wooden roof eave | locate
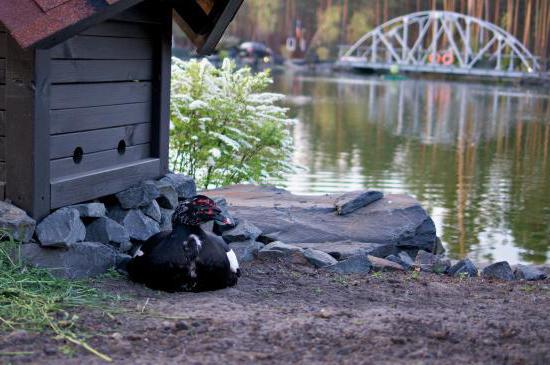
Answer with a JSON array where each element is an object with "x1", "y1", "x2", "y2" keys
[{"x1": 172, "y1": 0, "x2": 243, "y2": 55}]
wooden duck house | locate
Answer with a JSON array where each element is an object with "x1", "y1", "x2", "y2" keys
[{"x1": 0, "y1": 0, "x2": 243, "y2": 219}]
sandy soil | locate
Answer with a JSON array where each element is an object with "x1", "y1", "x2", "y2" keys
[{"x1": 2, "y1": 260, "x2": 550, "y2": 365}]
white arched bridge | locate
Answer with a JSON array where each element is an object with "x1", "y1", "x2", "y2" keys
[{"x1": 338, "y1": 11, "x2": 543, "y2": 79}]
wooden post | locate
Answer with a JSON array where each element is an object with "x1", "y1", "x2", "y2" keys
[
  {"x1": 5, "y1": 37, "x2": 51, "y2": 220},
  {"x1": 152, "y1": 5, "x2": 172, "y2": 175}
]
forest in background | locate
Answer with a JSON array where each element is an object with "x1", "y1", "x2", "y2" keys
[{"x1": 224, "y1": 0, "x2": 550, "y2": 63}]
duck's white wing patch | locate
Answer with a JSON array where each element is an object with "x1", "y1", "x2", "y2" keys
[
  {"x1": 187, "y1": 234, "x2": 202, "y2": 250},
  {"x1": 226, "y1": 249, "x2": 239, "y2": 273}
]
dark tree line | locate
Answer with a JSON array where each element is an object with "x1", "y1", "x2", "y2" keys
[{"x1": 226, "y1": 0, "x2": 550, "y2": 62}]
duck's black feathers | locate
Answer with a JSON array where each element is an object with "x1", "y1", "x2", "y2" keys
[
  {"x1": 193, "y1": 231, "x2": 238, "y2": 291},
  {"x1": 127, "y1": 226, "x2": 201, "y2": 292},
  {"x1": 126, "y1": 195, "x2": 240, "y2": 292}
]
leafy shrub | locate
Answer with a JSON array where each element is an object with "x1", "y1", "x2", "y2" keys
[{"x1": 170, "y1": 58, "x2": 295, "y2": 189}]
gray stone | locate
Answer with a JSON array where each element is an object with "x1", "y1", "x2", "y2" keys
[
  {"x1": 160, "y1": 174, "x2": 196, "y2": 199},
  {"x1": 259, "y1": 241, "x2": 303, "y2": 255},
  {"x1": 153, "y1": 180, "x2": 178, "y2": 209},
  {"x1": 515, "y1": 265, "x2": 548, "y2": 281},
  {"x1": 335, "y1": 190, "x2": 383, "y2": 215},
  {"x1": 385, "y1": 255, "x2": 401, "y2": 265},
  {"x1": 116, "y1": 180, "x2": 160, "y2": 209},
  {"x1": 230, "y1": 240, "x2": 264, "y2": 262},
  {"x1": 414, "y1": 250, "x2": 438, "y2": 272},
  {"x1": 108, "y1": 208, "x2": 160, "y2": 242},
  {"x1": 324, "y1": 255, "x2": 372, "y2": 274},
  {"x1": 398, "y1": 251, "x2": 414, "y2": 267},
  {"x1": 386, "y1": 251, "x2": 414, "y2": 270},
  {"x1": 368, "y1": 255, "x2": 405, "y2": 271},
  {"x1": 213, "y1": 197, "x2": 228, "y2": 208},
  {"x1": 19, "y1": 242, "x2": 124, "y2": 279},
  {"x1": 36, "y1": 208, "x2": 85, "y2": 246},
  {"x1": 413, "y1": 250, "x2": 450, "y2": 273},
  {"x1": 141, "y1": 200, "x2": 162, "y2": 223},
  {"x1": 481, "y1": 261, "x2": 515, "y2": 281},
  {"x1": 116, "y1": 241, "x2": 133, "y2": 253},
  {"x1": 433, "y1": 237, "x2": 446, "y2": 255},
  {"x1": 0, "y1": 201, "x2": 36, "y2": 242},
  {"x1": 222, "y1": 220, "x2": 262, "y2": 243},
  {"x1": 85, "y1": 217, "x2": 130, "y2": 250},
  {"x1": 432, "y1": 258, "x2": 451, "y2": 274},
  {"x1": 290, "y1": 241, "x2": 397, "y2": 260},
  {"x1": 115, "y1": 254, "x2": 132, "y2": 274},
  {"x1": 159, "y1": 208, "x2": 174, "y2": 232},
  {"x1": 205, "y1": 185, "x2": 436, "y2": 252},
  {"x1": 535, "y1": 265, "x2": 550, "y2": 277},
  {"x1": 107, "y1": 205, "x2": 127, "y2": 222},
  {"x1": 257, "y1": 241, "x2": 305, "y2": 261},
  {"x1": 448, "y1": 258, "x2": 478, "y2": 278},
  {"x1": 303, "y1": 248, "x2": 338, "y2": 268},
  {"x1": 69, "y1": 203, "x2": 106, "y2": 218}
]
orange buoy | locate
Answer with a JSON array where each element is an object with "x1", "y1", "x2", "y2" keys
[{"x1": 441, "y1": 51, "x2": 454, "y2": 65}]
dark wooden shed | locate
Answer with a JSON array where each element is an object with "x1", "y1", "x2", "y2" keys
[{"x1": 0, "y1": 0, "x2": 243, "y2": 219}]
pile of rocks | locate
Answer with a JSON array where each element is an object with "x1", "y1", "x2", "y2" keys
[
  {"x1": 9, "y1": 173, "x2": 196, "y2": 279},
  {"x1": 403, "y1": 251, "x2": 547, "y2": 281},
  {"x1": 1, "y1": 177, "x2": 548, "y2": 282},
  {"x1": 229, "y1": 239, "x2": 548, "y2": 281}
]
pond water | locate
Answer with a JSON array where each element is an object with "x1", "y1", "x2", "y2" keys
[{"x1": 271, "y1": 73, "x2": 550, "y2": 265}]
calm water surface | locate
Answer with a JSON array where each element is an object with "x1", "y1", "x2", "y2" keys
[{"x1": 271, "y1": 73, "x2": 550, "y2": 265}]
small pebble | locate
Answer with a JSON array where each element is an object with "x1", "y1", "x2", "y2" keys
[
  {"x1": 43, "y1": 347, "x2": 57, "y2": 356},
  {"x1": 175, "y1": 320, "x2": 190, "y2": 331},
  {"x1": 162, "y1": 320, "x2": 174, "y2": 330}
]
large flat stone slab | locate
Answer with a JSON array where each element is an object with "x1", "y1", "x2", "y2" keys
[
  {"x1": 206, "y1": 185, "x2": 437, "y2": 252},
  {"x1": 291, "y1": 241, "x2": 397, "y2": 260}
]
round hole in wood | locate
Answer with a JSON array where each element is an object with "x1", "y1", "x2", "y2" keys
[
  {"x1": 117, "y1": 140, "x2": 127, "y2": 155},
  {"x1": 73, "y1": 147, "x2": 83, "y2": 164}
]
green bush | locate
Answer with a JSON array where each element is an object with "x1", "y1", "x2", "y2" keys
[{"x1": 170, "y1": 58, "x2": 295, "y2": 189}]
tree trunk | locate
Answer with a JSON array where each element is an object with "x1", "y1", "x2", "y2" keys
[
  {"x1": 493, "y1": 0, "x2": 500, "y2": 27},
  {"x1": 506, "y1": 0, "x2": 513, "y2": 33},
  {"x1": 523, "y1": 0, "x2": 533, "y2": 47},
  {"x1": 513, "y1": 0, "x2": 520, "y2": 37},
  {"x1": 375, "y1": 0, "x2": 381, "y2": 25},
  {"x1": 341, "y1": 0, "x2": 348, "y2": 44}
]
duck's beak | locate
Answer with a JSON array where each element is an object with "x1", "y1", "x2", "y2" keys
[{"x1": 213, "y1": 213, "x2": 232, "y2": 226}]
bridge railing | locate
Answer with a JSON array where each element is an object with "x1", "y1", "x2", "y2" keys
[{"x1": 338, "y1": 45, "x2": 549, "y2": 74}]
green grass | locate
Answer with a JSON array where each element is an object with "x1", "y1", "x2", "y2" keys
[
  {"x1": 409, "y1": 270, "x2": 420, "y2": 280},
  {"x1": 0, "y1": 231, "x2": 120, "y2": 362}
]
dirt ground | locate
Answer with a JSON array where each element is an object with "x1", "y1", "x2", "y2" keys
[{"x1": 2, "y1": 260, "x2": 550, "y2": 365}]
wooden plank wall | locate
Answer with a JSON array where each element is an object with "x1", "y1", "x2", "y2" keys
[
  {"x1": 49, "y1": 8, "x2": 161, "y2": 181},
  {"x1": 0, "y1": 25, "x2": 6, "y2": 199}
]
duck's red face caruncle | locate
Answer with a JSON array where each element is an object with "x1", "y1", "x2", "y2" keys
[{"x1": 173, "y1": 195, "x2": 232, "y2": 226}]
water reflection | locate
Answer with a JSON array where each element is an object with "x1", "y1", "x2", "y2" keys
[{"x1": 272, "y1": 74, "x2": 550, "y2": 264}]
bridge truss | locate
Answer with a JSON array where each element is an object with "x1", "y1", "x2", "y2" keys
[{"x1": 338, "y1": 11, "x2": 542, "y2": 78}]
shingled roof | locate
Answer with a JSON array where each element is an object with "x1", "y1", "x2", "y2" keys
[
  {"x1": 0, "y1": 0, "x2": 139, "y2": 48},
  {"x1": 0, "y1": 0, "x2": 242, "y2": 52}
]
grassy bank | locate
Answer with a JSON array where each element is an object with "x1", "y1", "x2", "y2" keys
[{"x1": 0, "y1": 233, "x2": 120, "y2": 362}]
